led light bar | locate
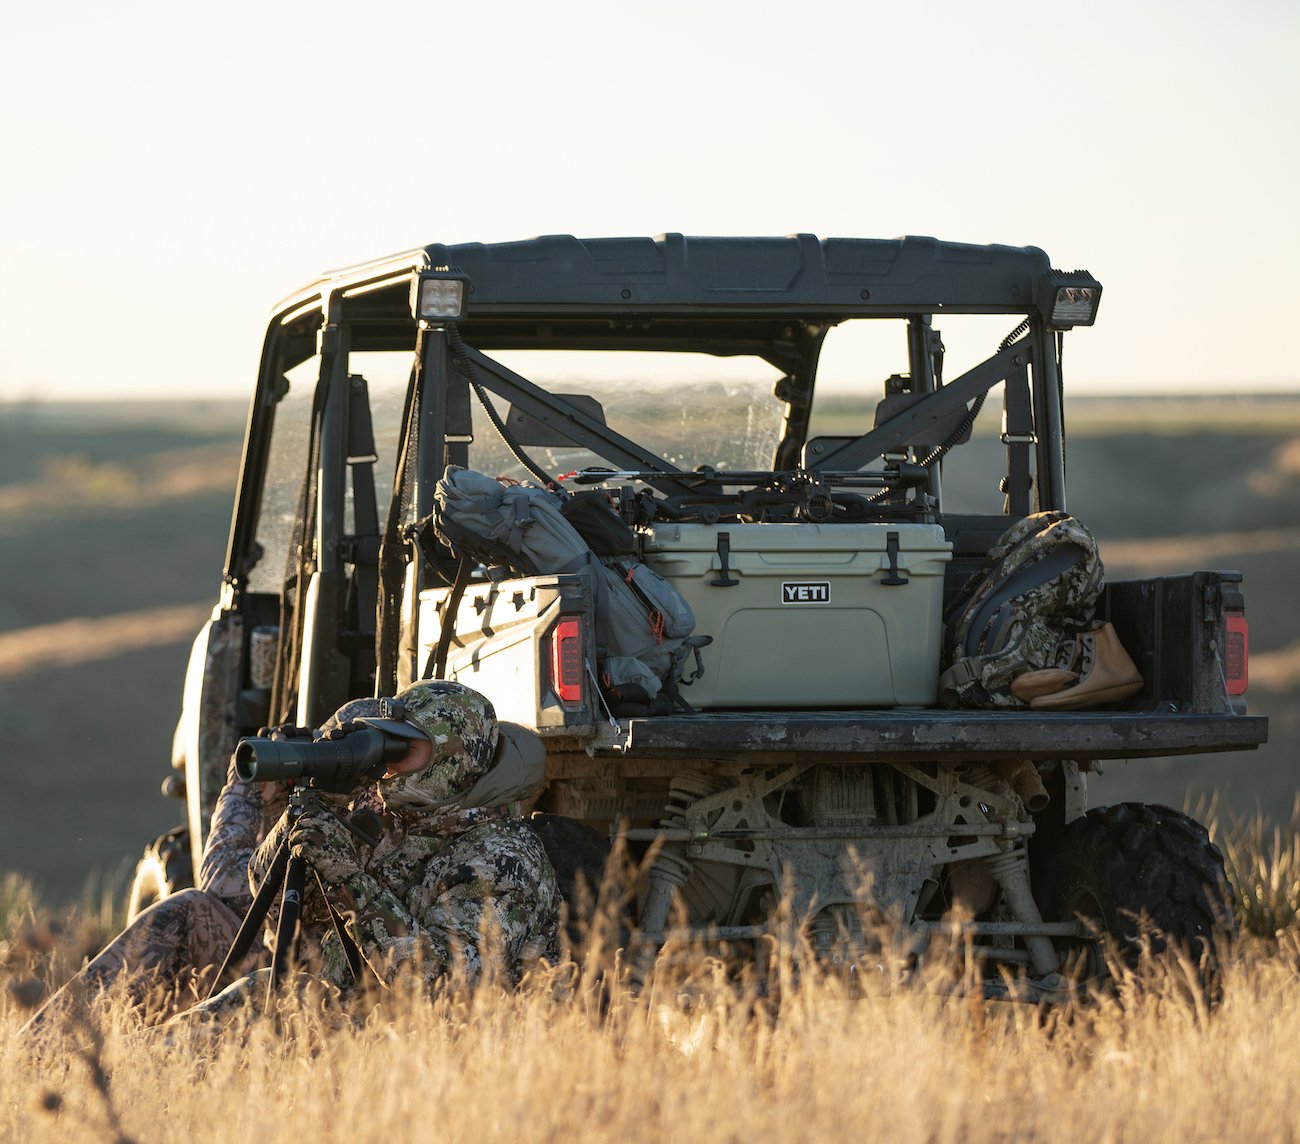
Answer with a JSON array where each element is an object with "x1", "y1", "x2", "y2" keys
[{"x1": 1050, "y1": 286, "x2": 1099, "y2": 325}]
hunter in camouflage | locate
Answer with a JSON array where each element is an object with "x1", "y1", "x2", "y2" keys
[
  {"x1": 182, "y1": 680, "x2": 560, "y2": 1020},
  {"x1": 255, "y1": 680, "x2": 560, "y2": 992},
  {"x1": 23, "y1": 680, "x2": 560, "y2": 1038}
]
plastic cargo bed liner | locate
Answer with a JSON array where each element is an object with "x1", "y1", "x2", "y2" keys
[{"x1": 602, "y1": 710, "x2": 1268, "y2": 760}]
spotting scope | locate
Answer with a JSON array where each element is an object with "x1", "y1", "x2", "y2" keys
[{"x1": 234, "y1": 727, "x2": 411, "y2": 793}]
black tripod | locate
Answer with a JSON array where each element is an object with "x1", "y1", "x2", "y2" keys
[{"x1": 207, "y1": 790, "x2": 364, "y2": 1008}]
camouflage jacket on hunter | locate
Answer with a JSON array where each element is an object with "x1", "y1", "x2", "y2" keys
[
  {"x1": 252, "y1": 801, "x2": 561, "y2": 990},
  {"x1": 249, "y1": 681, "x2": 562, "y2": 991}
]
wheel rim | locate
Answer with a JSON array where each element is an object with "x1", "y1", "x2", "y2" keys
[{"x1": 1057, "y1": 887, "x2": 1109, "y2": 982}]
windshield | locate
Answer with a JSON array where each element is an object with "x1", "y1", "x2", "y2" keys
[
  {"x1": 807, "y1": 314, "x2": 1032, "y2": 515},
  {"x1": 473, "y1": 350, "x2": 785, "y2": 480},
  {"x1": 457, "y1": 317, "x2": 1036, "y2": 518}
]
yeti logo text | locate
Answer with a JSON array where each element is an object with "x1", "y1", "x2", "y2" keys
[{"x1": 782, "y1": 581, "x2": 831, "y2": 604}]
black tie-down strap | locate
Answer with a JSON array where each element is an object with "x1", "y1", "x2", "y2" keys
[
  {"x1": 1001, "y1": 364, "x2": 1034, "y2": 516},
  {"x1": 426, "y1": 554, "x2": 474, "y2": 681},
  {"x1": 344, "y1": 375, "x2": 382, "y2": 642}
]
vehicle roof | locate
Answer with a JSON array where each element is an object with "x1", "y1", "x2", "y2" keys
[{"x1": 271, "y1": 233, "x2": 1061, "y2": 324}]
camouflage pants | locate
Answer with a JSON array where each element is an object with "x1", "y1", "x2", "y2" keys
[{"x1": 21, "y1": 888, "x2": 262, "y2": 1036}]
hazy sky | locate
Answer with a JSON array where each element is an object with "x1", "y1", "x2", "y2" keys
[{"x1": 2, "y1": 0, "x2": 1296, "y2": 402}]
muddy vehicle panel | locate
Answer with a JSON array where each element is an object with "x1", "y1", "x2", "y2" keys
[{"x1": 144, "y1": 234, "x2": 1263, "y2": 997}]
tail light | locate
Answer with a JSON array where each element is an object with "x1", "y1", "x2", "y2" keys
[
  {"x1": 547, "y1": 617, "x2": 585, "y2": 705},
  {"x1": 1223, "y1": 613, "x2": 1248, "y2": 696}
]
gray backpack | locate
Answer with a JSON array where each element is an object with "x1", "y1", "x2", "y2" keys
[
  {"x1": 432, "y1": 468, "x2": 704, "y2": 712},
  {"x1": 937, "y1": 512, "x2": 1104, "y2": 709}
]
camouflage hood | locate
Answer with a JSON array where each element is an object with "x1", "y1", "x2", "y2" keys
[
  {"x1": 323, "y1": 682, "x2": 499, "y2": 812},
  {"x1": 325, "y1": 682, "x2": 547, "y2": 821},
  {"x1": 373, "y1": 681, "x2": 500, "y2": 811}
]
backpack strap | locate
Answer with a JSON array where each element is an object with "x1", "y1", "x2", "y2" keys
[
  {"x1": 936, "y1": 657, "x2": 980, "y2": 697},
  {"x1": 507, "y1": 494, "x2": 534, "y2": 553},
  {"x1": 960, "y1": 542, "x2": 1085, "y2": 658},
  {"x1": 585, "y1": 559, "x2": 613, "y2": 665},
  {"x1": 653, "y1": 675, "x2": 696, "y2": 715}
]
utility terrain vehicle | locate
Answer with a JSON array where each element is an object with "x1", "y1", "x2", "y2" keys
[{"x1": 136, "y1": 234, "x2": 1266, "y2": 999}]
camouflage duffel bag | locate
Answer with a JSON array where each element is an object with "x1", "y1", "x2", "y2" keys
[{"x1": 937, "y1": 511, "x2": 1103, "y2": 709}]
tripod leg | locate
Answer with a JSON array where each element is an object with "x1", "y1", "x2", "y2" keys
[
  {"x1": 207, "y1": 838, "x2": 289, "y2": 1001},
  {"x1": 316, "y1": 869, "x2": 364, "y2": 984},
  {"x1": 267, "y1": 854, "x2": 309, "y2": 1005}
]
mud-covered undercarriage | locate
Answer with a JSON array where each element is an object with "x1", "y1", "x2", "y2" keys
[{"x1": 540, "y1": 758, "x2": 1106, "y2": 999}]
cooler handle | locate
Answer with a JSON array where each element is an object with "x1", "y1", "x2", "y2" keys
[{"x1": 710, "y1": 531, "x2": 739, "y2": 588}]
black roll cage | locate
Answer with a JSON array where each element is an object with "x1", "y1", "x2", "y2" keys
[{"x1": 219, "y1": 235, "x2": 1082, "y2": 719}]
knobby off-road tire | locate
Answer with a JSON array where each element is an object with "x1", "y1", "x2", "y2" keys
[
  {"x1": 126, "y1": 825, "x2": 194, "y2": 923},
  {"x1": 530, "y1": 814, "x2": 620, "y2": 950},
  {"x1": 1034, "y1": 803, "x2": 1235, "y2": 995}
]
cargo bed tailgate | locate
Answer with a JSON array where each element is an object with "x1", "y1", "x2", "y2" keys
[{"x1": 598, "y1": 709, "x2": 1267, "y2": 761}]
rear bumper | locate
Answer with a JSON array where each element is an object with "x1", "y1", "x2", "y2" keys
[{"x1": 600, "y1": 709, "x2": 1268, "y2": 761}]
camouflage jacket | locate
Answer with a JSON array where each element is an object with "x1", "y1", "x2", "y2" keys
[
  {"x1": 251, "y1": 798, "x2": 561, "y2": 992},
  {"x1": 198, "y1": 759, "x2": 288, "y2": 912}
]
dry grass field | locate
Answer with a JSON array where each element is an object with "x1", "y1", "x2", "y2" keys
[
  {"x1": 10, "y1": 964, "x2": 1300, "y2": 1143},
  {"x1": 3, "y1": 798, "x2": 1300, "y2": 1144}
]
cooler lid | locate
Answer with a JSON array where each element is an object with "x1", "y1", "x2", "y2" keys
[{"x1": 641, "y1": 521, "x2": 952, "y2": 554}]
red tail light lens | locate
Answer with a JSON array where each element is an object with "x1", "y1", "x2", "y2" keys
[
  {"x1": 1224, "y1": 613, "x2": 1248, "y2": 696},
  {"x1": 548, "y1": 617, "x2": 584, "y2": 705}
]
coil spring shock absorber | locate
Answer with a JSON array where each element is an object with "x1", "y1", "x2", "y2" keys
[
  {"x1": 956, "y1": 763, "x2": 1058, "y2": 975},
  {"x1": 639, "y1": 772, "x2": 725, "y2": 937},
  {"x1": 986, "y1": 848, "x2": 1059, "y2": 977},
  {"x1": 959, "y1": 763, "x2": 998, "y2": 796}
]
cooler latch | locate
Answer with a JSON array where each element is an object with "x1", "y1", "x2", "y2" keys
[
  {"x1": 711, "y1": 531, "x2": 739, "y2": 587},
  {"x1": 881, "y1": 532, "x2": 909, "y2": 586}
]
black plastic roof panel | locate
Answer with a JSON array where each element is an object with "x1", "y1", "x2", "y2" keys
[
  {"x1": 425, "y1": 234, "x2": 1051, "y2": 313},
  {"x1": 279, "y1": 234, "x2": 1059, "y2": 322}
]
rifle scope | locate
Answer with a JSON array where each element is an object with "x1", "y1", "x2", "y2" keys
[{"x1": 234, "y1": 728, "x2": 411, "y2": 792}]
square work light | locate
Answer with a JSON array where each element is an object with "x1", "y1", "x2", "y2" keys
[
  {"x1": 411, "y1": 267, "x2": 470, "y2": 323},
  {"x1": 1036, "y1": 270, "x2": 1103, "y2": 329}
]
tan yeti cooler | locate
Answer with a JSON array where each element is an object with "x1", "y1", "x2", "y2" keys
[{"x1": 640, "y1": 522, "x2": 952, "y2": 708}]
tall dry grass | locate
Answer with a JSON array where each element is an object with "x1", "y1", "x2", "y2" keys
[
  {"x1": 1200, "y1": 793, "x2": 1300, "y2": 942},
  {"x1": 5, "y1": 801, "x2": 1300, "y2": 1144}
]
